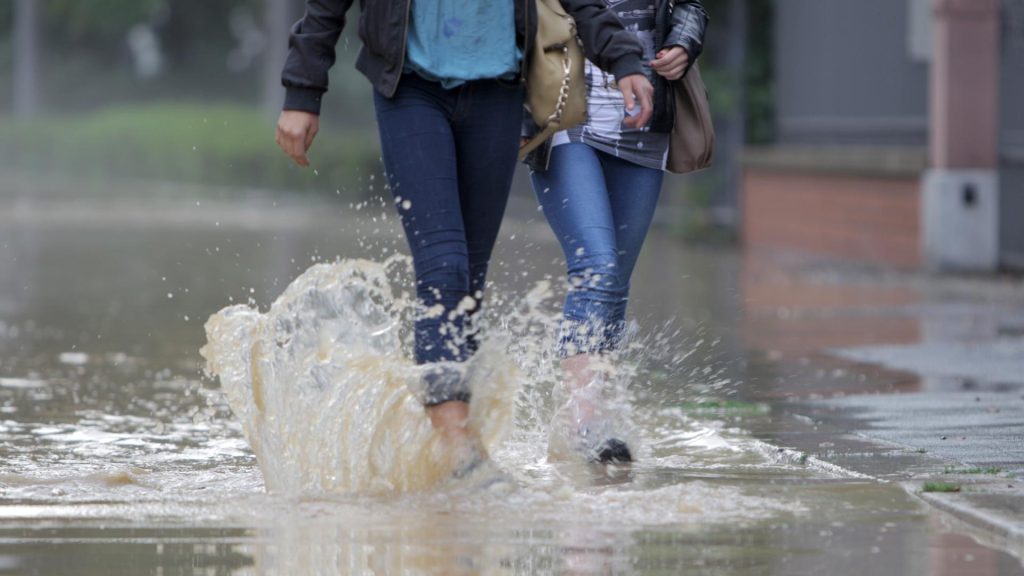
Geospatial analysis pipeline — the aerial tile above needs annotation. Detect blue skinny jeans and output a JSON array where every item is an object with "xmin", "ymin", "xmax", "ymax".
[
  {"xmin": 530, "ymin": 143, "xmax": 664, "ymax": 357},
  {"xmin": 374, "ymin": 73, "xmax": 524, "ymax": 405}
]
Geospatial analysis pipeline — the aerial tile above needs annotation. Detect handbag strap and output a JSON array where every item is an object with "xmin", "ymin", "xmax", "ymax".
[{"xmin": 543, "ymin": 44, "xmax": 574, "ymax": 128}]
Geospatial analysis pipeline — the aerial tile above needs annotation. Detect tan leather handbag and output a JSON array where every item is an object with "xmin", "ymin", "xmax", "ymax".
[
  {"xmin": 666, "ymin": 63, "xmax": 715, "ymax": 174},
  {"xmin": 518, "ymin": 0, "xmax": 587, "ymax": 160}
]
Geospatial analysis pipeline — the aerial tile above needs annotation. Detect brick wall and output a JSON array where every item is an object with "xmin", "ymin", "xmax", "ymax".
[{"xmin": 742, "ymin": 169, "xmax": 923, "ymax": 269}]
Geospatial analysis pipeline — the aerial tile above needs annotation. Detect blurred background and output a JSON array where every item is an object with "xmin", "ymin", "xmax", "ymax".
[
  {"xmin": 1, "ymin": 5, "xmax": 1024, "ymax": 573},
  {"xmin": 1, "ymin": 0, "xmax": 1020, "ymax": 273}
]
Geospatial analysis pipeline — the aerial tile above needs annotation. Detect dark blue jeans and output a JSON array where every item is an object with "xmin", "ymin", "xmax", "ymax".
[
  {"xmin": 530, "ymin": 143, "xmax": 664, "ymax": 357},
  {"xmin": 374, "ymin": 73, "xmax": 524, "ymax": 405}
]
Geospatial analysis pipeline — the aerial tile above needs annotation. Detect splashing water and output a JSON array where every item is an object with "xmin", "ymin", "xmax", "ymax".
[
  {"xmin": 201, "ymin": 252, "xmax": 747, "ymax": 499},
  {"xmin": 201, "ymin": 256, "xmax": 519, "ymax": 495}
]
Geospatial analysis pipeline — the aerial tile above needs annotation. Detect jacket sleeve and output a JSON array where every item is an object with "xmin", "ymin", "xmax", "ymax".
[
  {"xmin": 559, "ymin": 0, "xmax": 645, "ymax": 79},
  {"xmin": 664, "ymin": 0, "xmax": 709, "ymax": 68},
  {"xmin": 281, "ymin": 0, "xmax": 357, "ymax": 115}
]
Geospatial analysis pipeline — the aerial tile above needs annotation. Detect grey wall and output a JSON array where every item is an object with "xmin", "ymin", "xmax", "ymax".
[
  {"xmin": 1000, "ymin": 0, "xmax": 1024, "ymax": 269},
  {"xmin": 774, "ymin": 0, "xmax": 929, "ymax": 146}
]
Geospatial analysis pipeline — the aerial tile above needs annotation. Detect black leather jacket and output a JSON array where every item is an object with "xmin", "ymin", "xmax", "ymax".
[
  {"xmin": 282, "ymin": 0, "xmax": 647, "ymax": 115},
  {"xmin": 662, "ymin": 0, "xmax": 708, "ymax": 72},
  {"xmin": 651, "ymin": 0, "xmax": 709, "ymax": 132}
]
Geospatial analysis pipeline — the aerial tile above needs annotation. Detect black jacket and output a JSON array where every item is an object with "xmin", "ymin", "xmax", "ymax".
[
  {"xmin": 662, "ymin": 0, "xmax": 708, "ymax": 71},
  {"xmin": 282, "ymin": 0, "xmax": 648, "ymax": 115},
  {"xmin": 651, "ymin": 0, "xmax": 709, "ymax": 132}
]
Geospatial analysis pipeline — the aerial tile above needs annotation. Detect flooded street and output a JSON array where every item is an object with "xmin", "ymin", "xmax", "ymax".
[{"xmin": 0, "ymin": 193, "xmax": 1021, "ymax": 575}]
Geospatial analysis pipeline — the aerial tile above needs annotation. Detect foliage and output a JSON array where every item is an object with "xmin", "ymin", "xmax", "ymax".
[
  {"xmin": 1, "ymin": 0, "xmax": 272, "ymax": 112},
  {"xmin": 921, "ymin": 482, "xmax": 961, "ymax": 493},
  {"xmin": 700, "ymin": 0, "xmax": 775, "ymax": 144},
  {"xmin": 942, "ymin": 466, "xmax": 1003, "ymax": 475},
  {"xmin": 742, "ymin": 0, "xmax": 775, "ymax": 144},
  {"xmin": 0, "ymin": 104, "xmax": 381, "ymax": 196}
]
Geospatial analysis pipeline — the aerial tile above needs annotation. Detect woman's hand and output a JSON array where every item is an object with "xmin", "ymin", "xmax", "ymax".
[
  {"xmin": 615, "ymin": 74, "xmax": 654, "ymax": 129},
  {"xmin": 651, "ymin": 46, "xmax": 690, "ymax": 81},
  {"xmin": 275, "ymin": 110, "xmax": 320, "ymax": 167}
]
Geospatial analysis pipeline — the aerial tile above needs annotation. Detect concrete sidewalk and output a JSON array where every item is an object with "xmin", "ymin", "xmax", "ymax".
[{"xmin": 738, "ymin": 251, "xmax": 1024, "ymax": 560}]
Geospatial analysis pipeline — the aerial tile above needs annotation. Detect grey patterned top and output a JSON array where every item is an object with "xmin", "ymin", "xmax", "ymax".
[{"xmin": 551, "ymin": 0, "xmax": 669, "ymax": 170}]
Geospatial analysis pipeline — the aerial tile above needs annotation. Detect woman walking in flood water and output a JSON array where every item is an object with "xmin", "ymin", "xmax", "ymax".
[
  {"xmin": 274, "ymin": 0, "xmax": 654, "ymax": 481},
  {"xmin": 527, "ymin": 0, "xmax": 708, "ymax": 464}
]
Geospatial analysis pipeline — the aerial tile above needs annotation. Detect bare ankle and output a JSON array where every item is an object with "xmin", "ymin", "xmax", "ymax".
[
  {"xmin": 426, "ymin": 400, "xmax": 471, "ymax": 440},
  {"xmin": 561, "ymin": 353, "xmax": 599, "ymax": 391}
]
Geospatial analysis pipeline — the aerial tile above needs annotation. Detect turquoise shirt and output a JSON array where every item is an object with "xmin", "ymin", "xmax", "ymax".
[{"xmin": 405, "ymin": 0, "xmax": 520, "ymax": 88}]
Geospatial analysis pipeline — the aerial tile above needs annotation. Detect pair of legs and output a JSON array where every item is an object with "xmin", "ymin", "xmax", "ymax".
[
  {"xmin": 374, "ymin": 73, "xmax": 523, "ymax": 454},
  {"xmin": 530, "ymin": 143, "xmax": 663, "ymax": 459}
]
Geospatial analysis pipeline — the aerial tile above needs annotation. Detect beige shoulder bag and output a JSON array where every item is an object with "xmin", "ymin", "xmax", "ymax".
[{"xmin": 518, "ymin": 0, "xmax": 587, "ymax": 160}]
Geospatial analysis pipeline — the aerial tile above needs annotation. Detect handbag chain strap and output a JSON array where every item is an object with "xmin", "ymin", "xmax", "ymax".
[{"xmin": 543, "ymin": 16, "xmax": 576, "ymax": 128}]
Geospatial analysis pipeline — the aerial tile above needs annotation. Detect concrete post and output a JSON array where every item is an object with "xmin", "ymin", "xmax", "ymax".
[
  {"xmin": 263, "ymin": 0, "xmax": 293, "ymax": 118},
  {"xmin": 13, "ymin": 0, "xmax": 39, "ymax": 117},
  {"xmin": 923, "ymin": 0, "xmax": 1000, "ymax": 271}
]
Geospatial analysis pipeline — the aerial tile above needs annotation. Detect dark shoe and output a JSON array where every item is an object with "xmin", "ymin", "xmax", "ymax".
[
  {"xmin": 579, "ymin": 424, "xmax": 633, "ymax": 465},
  {"xmin": 447, "ymin": 443, "xmax": 517, "ymax": 493},
  {"xmin": 595, "ymin": 438, "xmax": 632, "ymax": 464},
  {"xmin": 449, "ymin": 456, "xmax": 517, "ymax": 493}
]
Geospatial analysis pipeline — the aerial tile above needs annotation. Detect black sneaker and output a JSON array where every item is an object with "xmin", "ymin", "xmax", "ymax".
[
  {"xmin": 595, "ymin": 438, "xmax": 633, "ymax": 464},
  {"xmin": 579, "ymin": 424, "xmax": 633, "ymax": 464}
]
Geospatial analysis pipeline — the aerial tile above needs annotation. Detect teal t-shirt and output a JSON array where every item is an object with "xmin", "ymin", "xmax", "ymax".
[{"xmin": 405, "ymin": 0, "xmax": 520, "ymax": 88}]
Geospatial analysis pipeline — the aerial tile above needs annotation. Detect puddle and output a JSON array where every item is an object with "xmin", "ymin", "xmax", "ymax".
[{"xmin": 0, "ymin": 199, "xmax": 1022, "ymax": 574}]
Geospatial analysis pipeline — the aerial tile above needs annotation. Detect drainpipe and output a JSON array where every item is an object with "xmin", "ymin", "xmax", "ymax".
[{"xmin": 923, "ymin": 0, "xmax": 1001, "ymax": 271}]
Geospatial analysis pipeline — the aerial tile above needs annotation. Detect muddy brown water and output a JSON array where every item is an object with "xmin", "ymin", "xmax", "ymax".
[{"xmin": 0, "ymin": 194, "xmax": 1021, "ymax": 575}]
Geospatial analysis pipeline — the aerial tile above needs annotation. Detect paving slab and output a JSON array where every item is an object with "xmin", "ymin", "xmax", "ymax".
[{"xmin": 737, "ymin": 252, "xmax": 1024, "ymax": 563}]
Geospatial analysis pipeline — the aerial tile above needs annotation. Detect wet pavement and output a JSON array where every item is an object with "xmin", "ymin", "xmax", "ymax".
[
  {"xmin": 734, "ymin": 246, "xmax": 1024, "ymax": 561},
  {"xmin": 0, "ymin": 186, "xmax": 1022, "ymax": 574}
]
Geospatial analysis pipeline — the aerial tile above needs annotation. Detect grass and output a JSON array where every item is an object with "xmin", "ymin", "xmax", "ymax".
[
  {"xmin": 942, "ymin": 466, "xmax": 1003, "ymax": 475},
  {"xmin": 922, "ymin": 482, "xmax": 961, "ymax": 493},
  {"xmin": 0, "ymin": 103, "xmax": 381, "ymax": 196}
]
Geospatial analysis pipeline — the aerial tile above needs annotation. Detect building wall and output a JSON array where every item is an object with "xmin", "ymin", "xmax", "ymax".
[
  {"xmin": 746, "ymin": 0, "xmax": 1020, "ymax": 270},
  {"xmin": 742, "ymin": 169, "xmax": 922, "ymax": 268},
  {"xmin": 774, "ymin": 0, "xmax": 929, "ymax": 146},
  {"xmin": 1000, "ymin": 0, "xmax": 1024, "ymax": 269}
]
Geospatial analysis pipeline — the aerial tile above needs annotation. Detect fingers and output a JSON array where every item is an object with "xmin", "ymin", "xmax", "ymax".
[
  {"xmin": 275, "ymin": 121, "xmax": 304, "ymax": 166},
  {"xmin": 658, "ymin": 63, "xmax": 687, "ymax": 81},
  {"xmin": 287, "ymin": 124, "xmax": 310, "ymax": 167},
  {"xmin": 650, "ymin": 46, "xmax": 687, "ymax": 69},
  {"xmin": 619, "ymin": 75, "xmax": 653, "ymax": 129},
  {"xmin": 651, "ymin": 46, "xmax": 690, "ymax": 80},
  {"xmin": 303, "ymin": 122, "xmax": 318, "ymax": 152},
  {"xmin": 620, "ymin": 80, "xmax": 638, "ymax": 116},
  {"xmin": 288, "ymin": 132, "xmax": 310, "ymax": 167},
  {"xmin": 275, "ymin": 111, "xmax": 313, "ymax": 167},
  {"xmin": 617, "ymin": 76, "xmax": 639, "ymax": 128},
  {"xmin": 633, "ymin": 79, "xmax": 653, "ymax": 128}
]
